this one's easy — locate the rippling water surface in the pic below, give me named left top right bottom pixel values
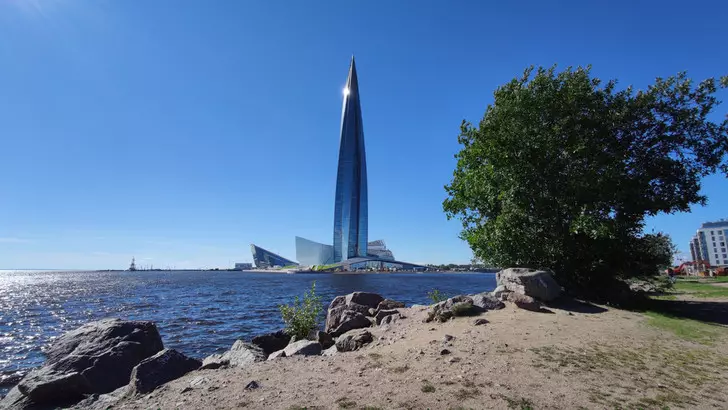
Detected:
left=0, top=270, right=496, bottom=394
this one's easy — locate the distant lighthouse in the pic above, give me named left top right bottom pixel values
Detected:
left=128, top=257, right=137, bottom=271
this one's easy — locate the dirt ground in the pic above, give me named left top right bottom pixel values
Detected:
left=103, top=295, right=728, bottom=410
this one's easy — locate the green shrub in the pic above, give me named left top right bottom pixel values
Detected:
left=279, top=281, right=323, bottom=340
left=428, top=289, right=447, bottom=304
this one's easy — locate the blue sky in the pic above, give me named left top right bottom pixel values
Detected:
left=1, top=0, right=726, bottom=269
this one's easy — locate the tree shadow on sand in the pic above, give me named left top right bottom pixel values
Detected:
left=546, top=298, right=609, bottom=314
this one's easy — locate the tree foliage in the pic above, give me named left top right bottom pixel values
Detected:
left=444, top=66, right=727, bottom=299
left=279, top=281, right=323, bottom=339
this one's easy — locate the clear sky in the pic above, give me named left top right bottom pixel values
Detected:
left=1, top=0, right=726, bottom=269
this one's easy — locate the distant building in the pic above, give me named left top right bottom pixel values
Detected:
left=234, top=263, right=253, bottom=270
left=690, top=220, right=728, bottom=267
left=250, top=244, right=299, bottom=268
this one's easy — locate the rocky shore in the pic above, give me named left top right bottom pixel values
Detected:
left=3, top=268, right=728, bottom=409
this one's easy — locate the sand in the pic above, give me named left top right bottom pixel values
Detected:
left=100, top=297, right=728, bottom=410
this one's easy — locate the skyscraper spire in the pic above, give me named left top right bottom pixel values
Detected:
left=333, top=57, right=368, bottom=262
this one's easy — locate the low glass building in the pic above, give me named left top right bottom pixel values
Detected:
left=250, top=244, right=298, bottom=268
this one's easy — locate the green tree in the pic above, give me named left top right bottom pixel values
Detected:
left=279, top=281, right=323, bottom=340
left=444, top=66, right=728, bottom=300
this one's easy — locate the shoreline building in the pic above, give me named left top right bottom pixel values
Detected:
left=251, top=57, right=423, bottom=271
left=689, top=219, right=728, bottom=267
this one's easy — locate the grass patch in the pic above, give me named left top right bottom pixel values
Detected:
left=421, top=382, right=436, bottom=393
left=644, top=310, right=724, bottom=344
left=531, top=343, right=728, bottom=408
left=673, top=281, right=728, bottom=298
left=501, top=396, right=534, bottom=410
left=389, top=364, right=409, bottom=374
left=453, top=388, right=480, bottom=400
left=336, top=397, right=357, bottom=409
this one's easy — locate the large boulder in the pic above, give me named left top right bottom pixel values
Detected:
left=283, top=340, right=322, bottom=356
left=328, top=310, right=372, bottom=337
left=470, top=292, right=506, bottom=310
left=128, top=349, right=201, bottom=395
left=335, top=329, right=374, bottom=352
left=491, top=285, right=510, bottom=301
left=325, top=292, right=384, bottom=334
left=201, top=341, right=265, bottom=369
left=496, top=268, right=563, bottom=302
left=0, top=319, right=163, bottom=409
left=251, top=330, right=291, bottom=356
left=425, top=296, right=480, bottom=323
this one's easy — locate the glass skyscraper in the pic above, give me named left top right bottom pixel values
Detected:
left=333, top=56, right=368, bottom=262
left=252, top=58, right=423, bottom=270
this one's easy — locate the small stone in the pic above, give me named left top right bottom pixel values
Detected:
left=245, top=381, right=260, bottom=390
left=180, top=386, right=193, bottom=394
left=473, top=318, right=489, bottom=326
left=440, top=349, right=451, bottom=355
left=418, top=350, right=424, bottom=355
left=568, top=312, right=574, bottom=316
left=448, top=357, right=461, bottom=363
left=443, top=334, right=455, bottom=342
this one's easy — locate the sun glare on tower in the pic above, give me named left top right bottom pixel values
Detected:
left=343, top=87, right=350, bottom=96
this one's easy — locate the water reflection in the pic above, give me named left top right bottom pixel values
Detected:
left=0, top=270, right=495, bottom=394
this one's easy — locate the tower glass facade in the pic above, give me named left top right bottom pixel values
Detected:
left=333, top=57, right=368, bottom=262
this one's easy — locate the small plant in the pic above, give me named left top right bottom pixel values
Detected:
left=428, top=289, right=447, bottom=303
left=279, top=281, right=323, bottom=340
left=335, top=397, right=357, bottom=409
left=421, top=382, right=436, bottom=393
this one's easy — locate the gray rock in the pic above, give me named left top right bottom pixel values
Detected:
left=379, top=313, right=400, bottom=326
left=440, top=348, right=451, bottom=355
left=251, top=330, right=291, bottom=356
left=283, top=340, right=322, bottom=356
left=345, top=292, right=385, bottom=309
left=201, top=340, right=266, bottom=369
left=496, top=268, right=563, bottom=302
left=324, top=292, right=384, bottom=334
left=329, top=310, right=372, bottom=337
left=266, top=349, right=286, bottom=360
left=321, top=345, right=338, bottom=357
left=491, top=285, right=510, bottom=301
left=0, top=319, right=163, bottom=409
left=70, top=385, right=132, bottom=410
left=471, top=292, right=506, bottom=310
left=425, top=296, right=479, bottom=323
left=473, top=318, right=489, bottom=326
left=443, top=334, right=455, bottom=342
left=245, top=381, right=259, bottom=390
left=335, top=329, right=373, bottom=352
left=506, top=292, right=542, bottom=312
left=307, top=330, right=334, bottom=349
left=376, top=299, right=405, bottom=313
left=374, top=309, right=400, bottom=325
left=128, top=349, right=201, bottom=395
